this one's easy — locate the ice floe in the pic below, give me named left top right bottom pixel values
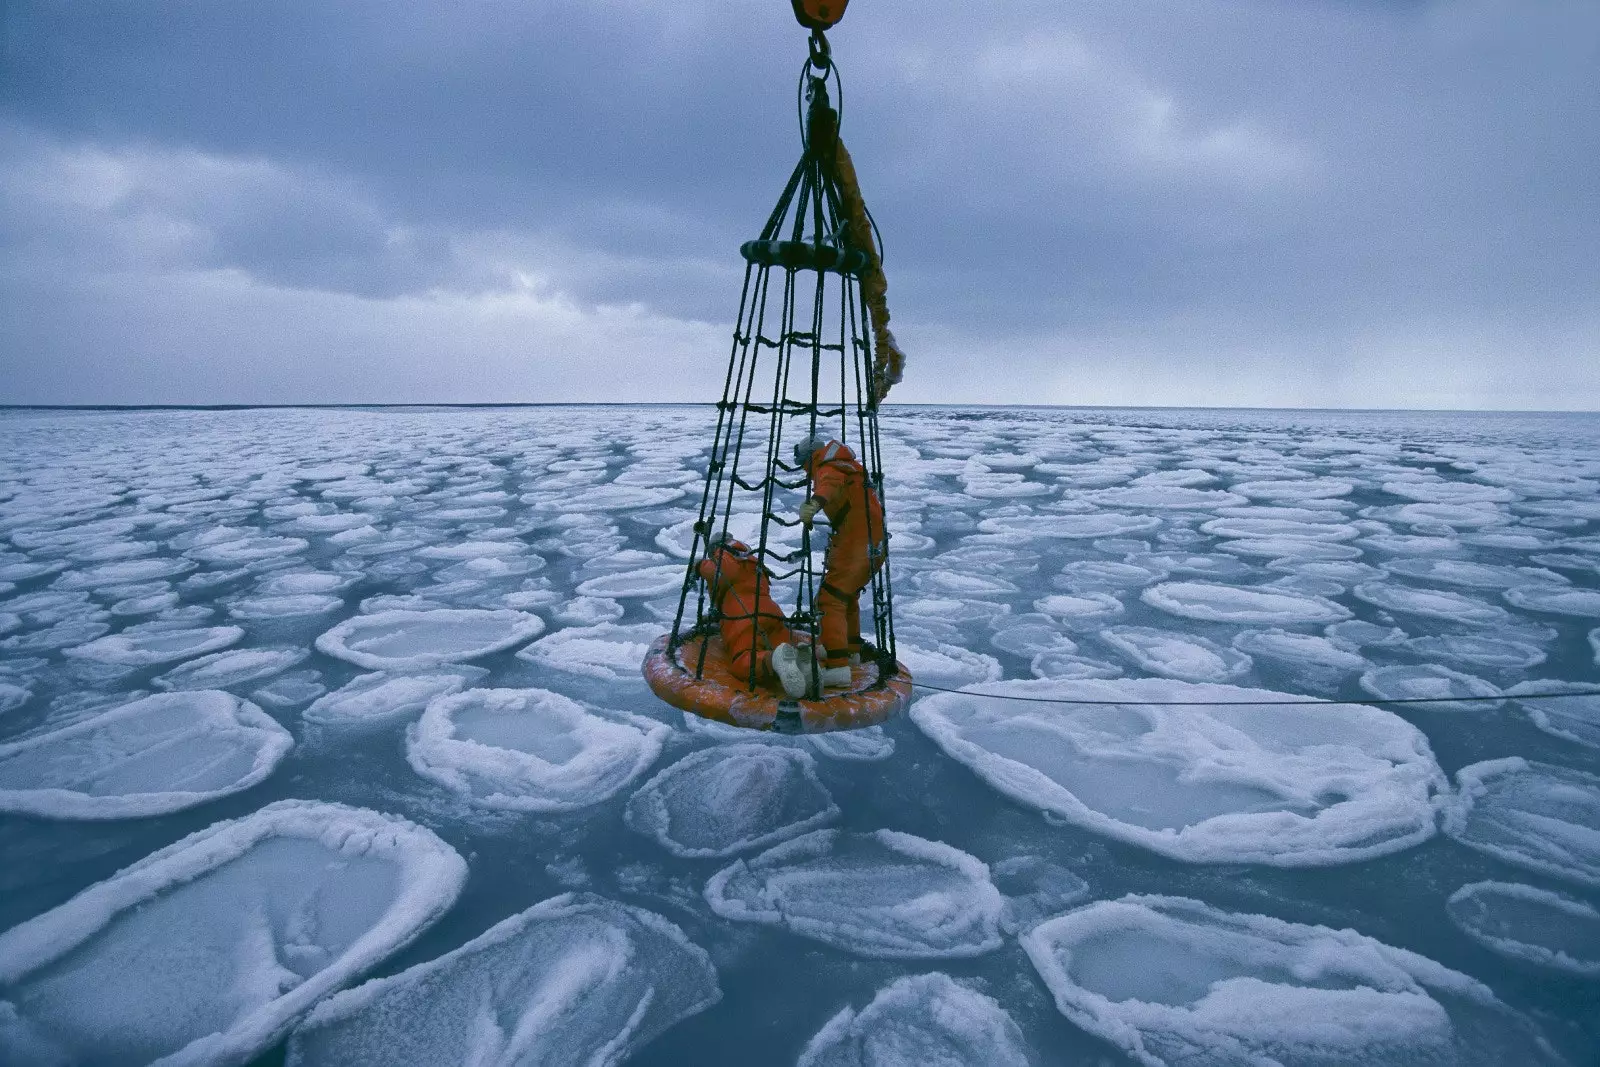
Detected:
left=705, top=829, right=1004, bottom=958
left=1503, top=585, right=1600, bottom=619
left=1359, top=664, right=1502, bottom=711
left=1405, top=635, right=1546, bottom=671
left=1383, top=480, right=1516, bottom=504
left=625, top=744, right=838, bottom=857
left=797, top=973, right=1030, bottom=1067
left=575, top=564, right=685, bottom=599
left=977, top=512, right=1162, bottom=540
left=154, top=646, right=309, bottom=692
left=63, top=624, right=245, bottom=667
left=1230, top=478, right=1353, bottom=501
left=1352, top=582, right=1512, bottom=626
left=406, top=687, right=668, bottom=811
left=1216, top=538, right=1363, bottom=561
left=516, top=622, right=664, bottom=681
left=1082, top=487, right=1248, bottom=509
left=896, top=642, right=1002, bottom=689
left=912, top=678, right=1443, bottom=865
left=1446, top=881, right=1600, bottom=977
left=1099, top=627, right=1252, bottom=683
left=1509, top=681, right=1600, bottom=749
left=1142, top=581, right=1351, bottom=625
left=317, top=609, right=545, bottom=669
left=1442, top=758, right=1600, bottom=887
left=302, top=668, right=489, bottom=729
left=228, top=593, right=345, bottom=619
left=1021, top=894, right=1561, bottom=1067
left=1200, top=517, right=1360, bottom=542
left=52, top=557, right=197, bottom=591
left=285, top=893, right=719, bottom=1067
left=0, top=800, right=466, bottom=1067
left=0, top=691, right=292, bottom=819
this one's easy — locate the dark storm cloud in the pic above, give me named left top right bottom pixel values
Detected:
left=1, top=0, right=1595, bottom=405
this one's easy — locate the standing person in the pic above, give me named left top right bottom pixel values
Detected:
left=697, top=534, right=811, bottom=699
left=793, top=433, right=886, bottom=688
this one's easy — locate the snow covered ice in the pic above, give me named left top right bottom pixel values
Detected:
left=706, top=829, right=1005, bottom=958
left=0, top=691, right=292, bottom=819
left=1446, top=881, right=1600, bottom=977
left=3, top=405, right=1600, bottom=1063
left=405, top=687, right=668, bottom=812
left=796, top=973, right=1031, bottom=1067
left=625, top=744, right=839, bottom=858
left=0, top=800, right=466, bottom=1066
left=912, top=678, right=1444, bottom=865
left=285, top=893, right=719, bottom=1067
left=1021, top=894, right=1563, bottom=1067
left=1442, top=758, right=1600, bottom=887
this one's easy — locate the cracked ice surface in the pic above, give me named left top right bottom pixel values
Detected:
left=3, top=405, right=1599, bottom=1064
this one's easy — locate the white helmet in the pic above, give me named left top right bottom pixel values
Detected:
left=791, top=432, right=832, bottom=467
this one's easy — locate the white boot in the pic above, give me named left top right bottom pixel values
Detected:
left=819, top=664, right=854, bottom=689
left=771, top=642, right=809, bottom=700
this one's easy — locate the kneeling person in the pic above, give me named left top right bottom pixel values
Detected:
left=698, top=534, right=812, bottom=699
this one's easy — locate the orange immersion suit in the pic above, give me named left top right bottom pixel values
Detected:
left=803, top=440, right=885, bottom=669
left=697, top=539, right=795, bottom=693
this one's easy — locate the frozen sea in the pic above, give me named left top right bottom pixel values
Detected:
left=1, top=404, right=1598, bottom=1066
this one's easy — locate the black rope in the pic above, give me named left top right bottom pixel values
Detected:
left=907, top=681, right=1600, bottom=708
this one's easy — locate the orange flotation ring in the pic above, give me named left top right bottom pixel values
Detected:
left=643, top=632, right=911, bottom=734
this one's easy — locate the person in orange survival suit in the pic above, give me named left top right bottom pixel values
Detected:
left=697, top=534, right=812, bottom=699
left=793, top=433, right=886, bottom=688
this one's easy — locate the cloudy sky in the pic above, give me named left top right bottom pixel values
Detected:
left=2, top=0, right=1596, bottom=409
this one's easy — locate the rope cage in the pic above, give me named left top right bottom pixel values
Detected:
left=666, top=61, right=898, bottom=693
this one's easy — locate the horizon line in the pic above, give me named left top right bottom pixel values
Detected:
left=2, top=401, right=1598, bottom=416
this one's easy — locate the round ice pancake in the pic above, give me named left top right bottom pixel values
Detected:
left=1382, top=479, right=1516, bottom=504
left=0, top=691, right=292, bottom=819
left=154, top=647, right=310, bottom=692
left=575, top=564, right=686, bottom=599
left=1503, top=585, right=1600, bottom=619
left=0, top=800, right=466, bottom=1067
left=64, top=625, right=244, bottom=667
left=51, top=557, right=197, bottom=591
left=797, top=973, right=1031, bottom=1067
left=1442, top=758, right=1600, bottom=887
left=1142, top=581, right=1351, bottom=625
left=1447, top=881, right=1600, bottom=977
left=895, top=642, right=1001, bottom=689
left=1508, top=681, right=1600, bottom=749
left=1022, top=894, right=1561, bottom=1067
left=705, top=828, right=1004, bottom=959
left=1200, top=517, right=1360, bottom=541
left=1216, top=538, right=1362, bottom=561
left=1099, top=627, right=1252, bottom=684
left=1082, top=487, right=1248, bottom=509
left=911, top=678, right=1444, bottom=865
left=1352, top=582, right=1512, bottom=625
left=285, top=893, right=719, bottom=1067
left=625, top=744, right=838, bottom=858
left=302, top=668, right=489, bottom=729
left=317, top=609, right=545, bottom=669
left=1230, top=478, right=1354, bottom=501
left=978, top=512, right=1162, bottom=540
left=516, top=622, right=664, bottom=681
left=1359, top=664, right=1503, bottom=711
left=406, top=687, right=668, bottom=812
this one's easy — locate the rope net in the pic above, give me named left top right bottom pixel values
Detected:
left=665, top=54, right=899, bottom=693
